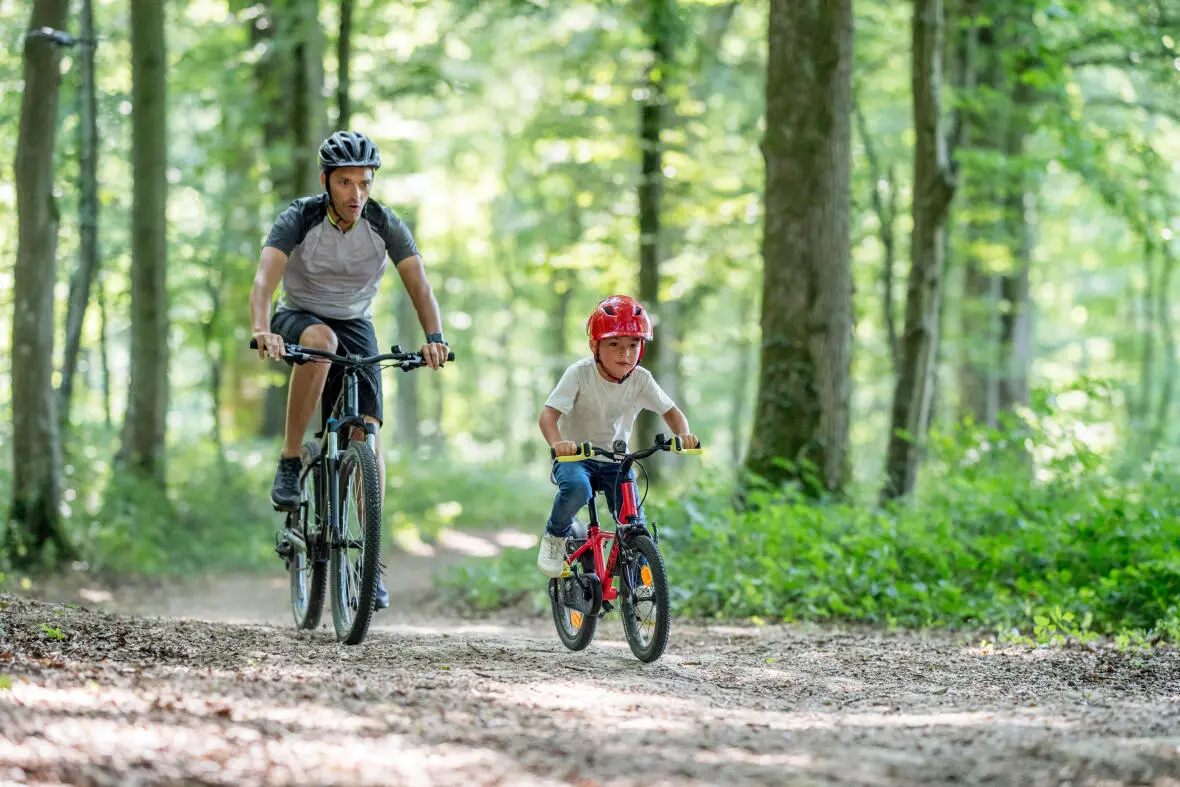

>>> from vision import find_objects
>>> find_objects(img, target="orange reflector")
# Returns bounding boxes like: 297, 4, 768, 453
570, 611, 584, 628
641, 565, 653, 587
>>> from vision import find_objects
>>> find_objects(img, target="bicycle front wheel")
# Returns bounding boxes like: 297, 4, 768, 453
329, 441, 383, 645
290, 441, 327, 630
619, 534, 670, 663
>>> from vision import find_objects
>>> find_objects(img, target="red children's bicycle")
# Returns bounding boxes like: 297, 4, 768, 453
548, 434, 702, 663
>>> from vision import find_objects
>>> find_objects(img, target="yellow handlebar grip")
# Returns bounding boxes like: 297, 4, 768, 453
556, 441, 594, 462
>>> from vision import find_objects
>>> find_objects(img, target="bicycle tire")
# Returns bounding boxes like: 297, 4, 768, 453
290, 441, 327, 630
549, 570, 601, 652
329, 441, 383, 645
620, 534, 670, 663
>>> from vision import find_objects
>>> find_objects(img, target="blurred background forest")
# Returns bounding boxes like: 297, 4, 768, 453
4, 0, 1180, 642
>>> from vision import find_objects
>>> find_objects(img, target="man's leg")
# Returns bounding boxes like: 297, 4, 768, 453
271, 322, 338, 511
281, 324, 339, 458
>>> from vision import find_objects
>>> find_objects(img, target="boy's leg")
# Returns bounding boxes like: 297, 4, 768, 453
538, 461, 592, 577
547, 461, 593, 536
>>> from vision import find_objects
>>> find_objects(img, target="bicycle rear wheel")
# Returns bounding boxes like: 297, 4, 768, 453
620, 534, 670, 663
289, 441, 327, 630
329, 441, 383, 645
545, 538, 599, 656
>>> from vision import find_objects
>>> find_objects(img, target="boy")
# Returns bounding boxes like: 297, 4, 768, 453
537, 295, 699, 577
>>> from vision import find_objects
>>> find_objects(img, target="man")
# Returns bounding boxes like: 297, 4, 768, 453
249, 130, 449, 610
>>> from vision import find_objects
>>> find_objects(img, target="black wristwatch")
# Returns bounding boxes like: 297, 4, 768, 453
426, 332, 448, 346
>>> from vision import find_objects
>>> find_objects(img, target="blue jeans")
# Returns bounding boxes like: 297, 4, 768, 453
546, 460, 645, 537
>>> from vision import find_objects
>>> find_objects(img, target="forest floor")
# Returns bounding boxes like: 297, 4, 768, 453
3, 529, 1180, 786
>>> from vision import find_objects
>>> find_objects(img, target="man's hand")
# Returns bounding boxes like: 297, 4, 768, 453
676, 433, 700, 449
419, 342, 449, 370
253, 331, 285, 361
551, 440, 579, 457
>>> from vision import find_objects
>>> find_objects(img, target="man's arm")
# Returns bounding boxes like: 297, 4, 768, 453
395, 255, 448, 369
250, 246, 289, 360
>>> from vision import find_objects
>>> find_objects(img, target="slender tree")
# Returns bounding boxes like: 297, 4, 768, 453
882, 0, 957, 500
745, 0, 855, 494
119, 0, 170, 480
9, 0, 73, 563
337, 0, 353, 129
59, 0, 101, 431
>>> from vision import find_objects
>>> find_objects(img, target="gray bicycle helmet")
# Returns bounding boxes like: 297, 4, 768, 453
318, 131, 382, 171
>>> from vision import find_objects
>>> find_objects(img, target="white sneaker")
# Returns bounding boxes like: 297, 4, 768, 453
536, 533, 567, 578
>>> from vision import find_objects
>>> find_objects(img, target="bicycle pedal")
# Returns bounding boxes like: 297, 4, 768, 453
274, 532, 295, 559
598, 600, 614, 619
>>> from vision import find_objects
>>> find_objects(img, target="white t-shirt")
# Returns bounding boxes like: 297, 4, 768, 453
545, 357, 676, 455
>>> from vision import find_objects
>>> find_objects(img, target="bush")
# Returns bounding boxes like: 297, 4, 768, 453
437, 384, 1180, 642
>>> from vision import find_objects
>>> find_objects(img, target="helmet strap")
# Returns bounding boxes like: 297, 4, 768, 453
594, 351, 638, 384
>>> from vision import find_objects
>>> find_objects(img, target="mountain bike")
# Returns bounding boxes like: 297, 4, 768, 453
250, 339, 454, 645
548, 434, 702, 663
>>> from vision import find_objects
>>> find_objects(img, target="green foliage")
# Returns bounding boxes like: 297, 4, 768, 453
436, 545, 548, 613
441, 387, 1180, 642
40, 624, 65, 641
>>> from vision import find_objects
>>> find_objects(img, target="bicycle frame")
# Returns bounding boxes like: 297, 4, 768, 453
562, 459, 643, 604
299, 367, 378, 561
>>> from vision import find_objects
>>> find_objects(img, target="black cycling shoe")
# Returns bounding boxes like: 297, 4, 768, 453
373, 571, 390, 610
270, 456, 302, 512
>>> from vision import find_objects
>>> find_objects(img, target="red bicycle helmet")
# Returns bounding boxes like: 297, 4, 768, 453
586, 295, 653, 341
586, 295, 653, 383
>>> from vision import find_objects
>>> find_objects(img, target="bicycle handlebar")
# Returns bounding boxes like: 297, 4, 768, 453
249, 339, 455, 371
552, 433, 703, 463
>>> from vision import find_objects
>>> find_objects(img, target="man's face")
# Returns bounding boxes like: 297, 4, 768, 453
322, 166, 373, 223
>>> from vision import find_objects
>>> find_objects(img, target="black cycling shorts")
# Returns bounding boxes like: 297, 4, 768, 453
271, 308, 383, 427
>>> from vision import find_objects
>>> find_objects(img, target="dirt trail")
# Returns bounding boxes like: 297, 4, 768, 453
3, 531, 1180, 786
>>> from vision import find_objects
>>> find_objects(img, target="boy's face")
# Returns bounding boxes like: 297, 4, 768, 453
591, 336, 643, 378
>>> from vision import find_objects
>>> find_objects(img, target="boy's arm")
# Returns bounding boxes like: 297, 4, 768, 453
540, 406, 578, 456
661, 407, 699, 449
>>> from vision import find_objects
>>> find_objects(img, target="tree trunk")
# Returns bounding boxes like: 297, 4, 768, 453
635, 0, 673, 462
59, 0, 100, 433
9, 0, 71, 565
956, 19, 1001, 428
119, 0, 169, 482
254, 0, 324, 436
97, 273, 112, 426
336, 0, 353, 129
729, 294, 755, 468
745, 0, 854, 495
1152, 235, 1177, 448
882, 0, 956, 501
853, 100, 900, 374
289, 0, 325, 193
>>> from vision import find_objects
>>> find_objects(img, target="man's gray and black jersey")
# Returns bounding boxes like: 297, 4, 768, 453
264, 193, 419, 321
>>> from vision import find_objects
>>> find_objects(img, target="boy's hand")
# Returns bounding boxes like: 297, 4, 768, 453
551, 440, 579, 457
677, 433, 699, 449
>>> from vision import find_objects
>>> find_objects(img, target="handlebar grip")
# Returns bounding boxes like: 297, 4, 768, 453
249, 339, 258, 350
553, 441, 593, 462
670, 436, 704, 455
446, 351, 456, 362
